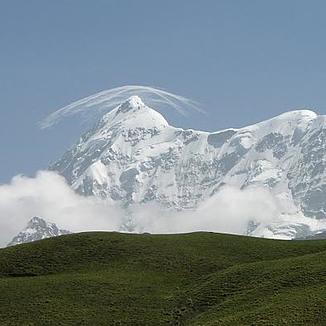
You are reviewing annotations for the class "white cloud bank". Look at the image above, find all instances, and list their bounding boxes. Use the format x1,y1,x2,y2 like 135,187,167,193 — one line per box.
0,171,123,247
0,171,285,247
132,186,280,235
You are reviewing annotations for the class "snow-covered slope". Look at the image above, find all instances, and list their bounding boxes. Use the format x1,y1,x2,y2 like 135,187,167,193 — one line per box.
7,217,71,247
51,96,326,239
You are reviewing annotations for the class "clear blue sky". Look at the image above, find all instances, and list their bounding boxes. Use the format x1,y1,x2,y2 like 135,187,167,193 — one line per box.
1,0,326,181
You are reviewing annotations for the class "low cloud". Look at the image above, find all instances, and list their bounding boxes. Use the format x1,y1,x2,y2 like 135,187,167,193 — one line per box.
0,171,284,247
132,186,281,235
0,171,123,247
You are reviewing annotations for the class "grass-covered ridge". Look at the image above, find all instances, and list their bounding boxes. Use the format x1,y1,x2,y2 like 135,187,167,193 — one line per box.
0,232,326,325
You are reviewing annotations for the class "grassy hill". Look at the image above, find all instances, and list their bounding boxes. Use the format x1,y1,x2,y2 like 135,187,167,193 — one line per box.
0,232,326,325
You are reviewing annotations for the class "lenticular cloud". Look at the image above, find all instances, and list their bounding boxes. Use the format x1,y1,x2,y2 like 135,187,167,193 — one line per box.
41,85,202,129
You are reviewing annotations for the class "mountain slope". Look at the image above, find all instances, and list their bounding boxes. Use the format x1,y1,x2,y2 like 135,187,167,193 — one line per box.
51,96,326,238
7,217,71,247
0,232,326,325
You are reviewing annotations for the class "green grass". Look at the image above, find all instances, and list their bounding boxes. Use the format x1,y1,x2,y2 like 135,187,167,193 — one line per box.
0,232,326,325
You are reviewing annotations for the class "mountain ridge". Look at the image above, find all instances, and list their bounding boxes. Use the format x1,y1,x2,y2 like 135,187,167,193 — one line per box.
50,96,326,239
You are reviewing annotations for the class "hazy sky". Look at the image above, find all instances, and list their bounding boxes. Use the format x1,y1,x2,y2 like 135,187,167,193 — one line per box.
2,0,326,181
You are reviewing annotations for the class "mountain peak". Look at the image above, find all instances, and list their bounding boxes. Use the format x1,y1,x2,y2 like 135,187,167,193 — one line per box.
27,216,46,227
98,95,169,130
273,109,317,121
116,96,145,115
7,217,71,247
242,108,318,134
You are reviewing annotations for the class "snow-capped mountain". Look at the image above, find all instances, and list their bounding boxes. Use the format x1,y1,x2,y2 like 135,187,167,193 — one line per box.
51,96,326,239
7,217,71,247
